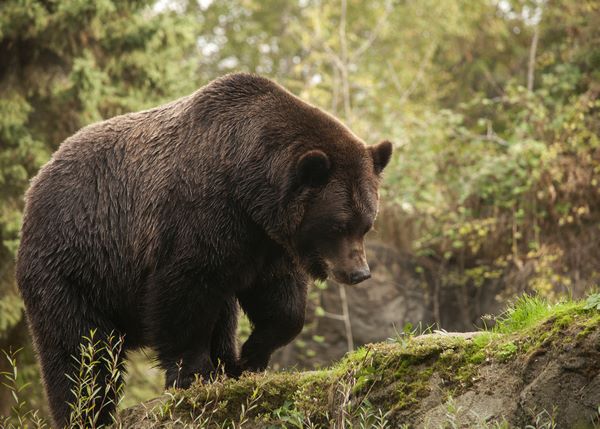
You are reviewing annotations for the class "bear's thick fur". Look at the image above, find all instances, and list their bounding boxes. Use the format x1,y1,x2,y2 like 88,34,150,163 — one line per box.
16,73,392,426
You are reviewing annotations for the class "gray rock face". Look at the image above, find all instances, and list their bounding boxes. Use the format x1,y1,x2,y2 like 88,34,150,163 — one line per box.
517,340,600,428
416,331,600,428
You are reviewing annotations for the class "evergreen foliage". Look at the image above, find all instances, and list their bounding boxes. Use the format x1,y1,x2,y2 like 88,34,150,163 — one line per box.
0,0,198,337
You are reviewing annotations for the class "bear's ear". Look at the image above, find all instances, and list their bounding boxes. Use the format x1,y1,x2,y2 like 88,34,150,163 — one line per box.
369,140,393,175
297,150,331,187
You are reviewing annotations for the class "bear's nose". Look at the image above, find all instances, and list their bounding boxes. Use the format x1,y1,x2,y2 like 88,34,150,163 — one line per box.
349,268,371,285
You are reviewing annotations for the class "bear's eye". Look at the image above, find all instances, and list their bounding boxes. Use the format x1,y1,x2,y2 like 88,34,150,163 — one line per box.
331,223,347,233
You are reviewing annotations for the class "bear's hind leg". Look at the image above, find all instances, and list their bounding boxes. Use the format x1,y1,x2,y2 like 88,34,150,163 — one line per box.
36,339,75,427
146,267,223,389
30,313,126,428
210,295,240,377
153,307,221,389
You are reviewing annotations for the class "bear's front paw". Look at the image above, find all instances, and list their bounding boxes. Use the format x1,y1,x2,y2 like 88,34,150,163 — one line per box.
173,373,197,389
238,354,269,373
222,361,243,378
165,363,215,389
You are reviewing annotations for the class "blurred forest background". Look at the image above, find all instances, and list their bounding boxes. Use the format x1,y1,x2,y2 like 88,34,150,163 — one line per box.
1,0,599,418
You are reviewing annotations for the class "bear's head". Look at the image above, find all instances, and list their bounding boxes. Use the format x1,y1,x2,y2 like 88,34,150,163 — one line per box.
293,140,392,285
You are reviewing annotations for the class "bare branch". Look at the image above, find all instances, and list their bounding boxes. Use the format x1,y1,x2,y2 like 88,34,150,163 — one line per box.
339,0,352,123
527,24,540,92
312,3,344,70
456,124,509,147
350,0,393,61
321,311,346,321
338,283,354,352
388,41,438,105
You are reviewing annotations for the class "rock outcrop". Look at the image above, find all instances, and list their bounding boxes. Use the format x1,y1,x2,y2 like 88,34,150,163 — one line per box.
118,302,600,428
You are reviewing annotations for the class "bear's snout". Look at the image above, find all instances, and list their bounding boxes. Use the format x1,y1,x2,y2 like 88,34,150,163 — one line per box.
349,268,371,285
331,258,371,285
326,237,372,285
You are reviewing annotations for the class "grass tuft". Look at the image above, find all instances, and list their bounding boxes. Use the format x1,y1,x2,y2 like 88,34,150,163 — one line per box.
494,295,551,333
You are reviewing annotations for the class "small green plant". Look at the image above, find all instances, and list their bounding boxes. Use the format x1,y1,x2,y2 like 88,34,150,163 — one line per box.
592,405,600,428
271,400,308,428
0,348,48,429
442,396,461,429
353,400,391,429
584,293,600,311
524,408,557,429
67,330,126,429
233,387,262,429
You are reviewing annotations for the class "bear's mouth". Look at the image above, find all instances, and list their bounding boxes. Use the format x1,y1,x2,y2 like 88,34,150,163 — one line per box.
331,269,352,285
306,255,328,280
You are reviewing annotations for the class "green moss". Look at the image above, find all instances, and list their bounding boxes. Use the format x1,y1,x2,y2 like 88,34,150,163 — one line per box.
495,342,518,362
575,310,600,338
393,366,433,410
465,331,496,365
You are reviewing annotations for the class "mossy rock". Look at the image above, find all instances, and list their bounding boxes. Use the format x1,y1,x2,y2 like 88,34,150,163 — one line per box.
117,301,600,428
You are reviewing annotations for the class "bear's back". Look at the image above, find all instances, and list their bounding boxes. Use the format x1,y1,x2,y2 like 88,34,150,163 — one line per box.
17,98,198,298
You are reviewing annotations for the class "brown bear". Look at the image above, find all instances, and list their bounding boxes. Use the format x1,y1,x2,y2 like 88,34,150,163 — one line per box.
16,73,392,427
